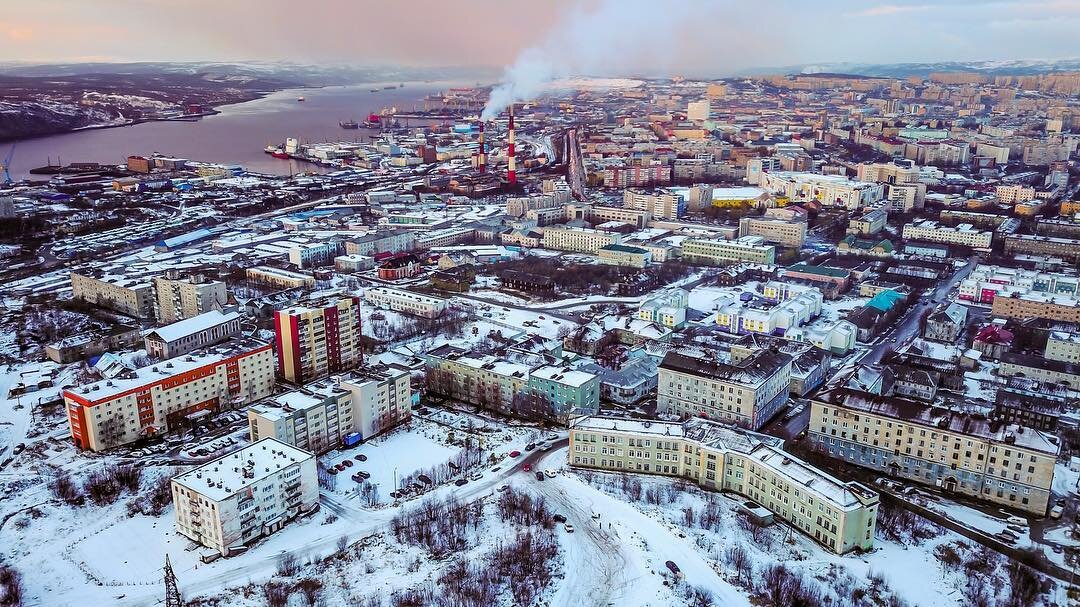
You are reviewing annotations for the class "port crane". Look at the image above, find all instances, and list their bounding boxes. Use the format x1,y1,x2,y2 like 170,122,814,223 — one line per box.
0,142,15,184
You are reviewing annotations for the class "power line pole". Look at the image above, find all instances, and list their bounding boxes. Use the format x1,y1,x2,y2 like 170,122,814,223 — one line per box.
164,554,183,607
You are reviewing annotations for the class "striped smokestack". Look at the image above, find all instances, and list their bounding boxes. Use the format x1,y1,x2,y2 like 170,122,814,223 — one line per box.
507,105,517,185
478,121,486,172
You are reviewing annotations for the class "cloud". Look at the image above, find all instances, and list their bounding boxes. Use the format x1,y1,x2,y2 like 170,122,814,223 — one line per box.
847,4,932,17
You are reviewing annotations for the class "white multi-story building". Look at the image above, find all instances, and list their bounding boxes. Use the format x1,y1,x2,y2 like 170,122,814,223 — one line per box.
171,438,319,556
363,287,448,319
541,225,622,253
63,338,275,451
901,220,993,249
623,189,685,220
759,172,884,210
637,289,689,329
657,348,791,430
687,99,711,122
71,271,156,320
681,236,776,265
569,416,879,555
245,266,316,290
288,241,341,269
737,215,807,247
249,365,412,453
714,282,823,337
144,310,242,360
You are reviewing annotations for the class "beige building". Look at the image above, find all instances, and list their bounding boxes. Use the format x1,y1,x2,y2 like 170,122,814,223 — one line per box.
809,388,1058,515
569,416,879,554
1045,330,1080,364
541,225,622,253
902,220,993,249
172,438,319,556
759,172,884,210
848,208,888,236
737,216,807,247
274,296,363,384
990,292,1080,323
623,190,683,220
364,286,448,319
681,236,776,265
995,185,1036,205
1003,234,1080,263
657,348,791,430
597,244,652,268
245,266,316,290
63,338,275,451
70,271,157,320
154,272,228,323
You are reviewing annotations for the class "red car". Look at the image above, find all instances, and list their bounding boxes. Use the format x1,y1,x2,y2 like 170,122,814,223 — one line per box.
523,463,533,472
509,450,521,458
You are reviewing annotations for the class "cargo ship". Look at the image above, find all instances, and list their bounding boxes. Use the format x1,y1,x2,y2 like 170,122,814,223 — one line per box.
266,147,290,159
339,120,359,129
362,113,382,128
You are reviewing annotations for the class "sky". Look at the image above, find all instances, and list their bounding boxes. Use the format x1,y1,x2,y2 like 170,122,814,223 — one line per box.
1,0,1080,74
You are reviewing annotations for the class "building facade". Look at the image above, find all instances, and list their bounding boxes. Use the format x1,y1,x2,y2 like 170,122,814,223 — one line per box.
274,296,364,384
63,338,275,451
681,236,776,266
154,272,228,324
71,272,157,320
809,388,1058,515
569,416,879,554
171,438,318,556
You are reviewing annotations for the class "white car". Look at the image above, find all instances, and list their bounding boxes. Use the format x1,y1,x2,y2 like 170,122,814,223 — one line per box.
544,469,556,478
563,523,575,533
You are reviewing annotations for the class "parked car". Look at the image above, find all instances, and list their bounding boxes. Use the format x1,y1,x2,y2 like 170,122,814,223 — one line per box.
356,454,367,462
335,463,347,471
665,561,682,576
1050,505,1065,519
470,472,483,481
328,468,339,475
351,473,365,482
1005,515,1027,526
1006,524,1026,534
342,459,353,468
497,484,509,492
544,469,556,478
525,442,536,451
454,478,468,487
509,450,521,458
535,471,544,481
553,514,567,523
523,463,532,472
563,523,574,533
356,470,371,480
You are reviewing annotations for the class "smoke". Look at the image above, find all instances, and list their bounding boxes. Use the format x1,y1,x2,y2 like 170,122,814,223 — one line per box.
481,0,710,120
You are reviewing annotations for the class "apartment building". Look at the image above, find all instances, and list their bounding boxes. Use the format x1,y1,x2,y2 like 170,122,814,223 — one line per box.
45,325,141,364
569,416,878,554
288,241,341,269
245,266,316,290
759,172,884,210
339,365,413,440
506,193,564,218
343,229,417,257
1003,234,1080,263
63,337,275,451
958,264,1079,304
571,205,652,229
687,99,711,121
990,292,1080,323
541,225,622,254
809,388,1059,515
70,271,156,320
144,310,242,360
902,220,993,249
598,244,652,268
657,348,792,430
153,272,228,323
1046,330,1080,364
274,296,363,384
995,185,1036,205
998,352,1080,389
856,161,921,186
847,208,888,236
249,365,412,453
172,438,318,556
623,189,685,220
422,343,599,419
363,286,448,319
714,283,823,336
602,163,672,188
737,216,807,247
681,236,776,266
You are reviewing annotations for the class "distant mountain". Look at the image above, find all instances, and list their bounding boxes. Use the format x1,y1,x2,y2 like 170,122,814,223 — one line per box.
732,58,1080,78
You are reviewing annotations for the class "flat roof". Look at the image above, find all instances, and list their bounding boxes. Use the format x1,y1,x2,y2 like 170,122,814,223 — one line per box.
172,437,313,501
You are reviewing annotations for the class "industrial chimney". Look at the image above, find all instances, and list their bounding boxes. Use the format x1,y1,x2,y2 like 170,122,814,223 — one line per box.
507,105,517,185
478,121,486,172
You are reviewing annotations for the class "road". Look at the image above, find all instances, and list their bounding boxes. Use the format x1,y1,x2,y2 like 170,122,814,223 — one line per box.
860,255,980,367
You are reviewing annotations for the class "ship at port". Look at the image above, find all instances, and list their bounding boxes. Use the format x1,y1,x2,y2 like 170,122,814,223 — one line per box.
339,120,359,129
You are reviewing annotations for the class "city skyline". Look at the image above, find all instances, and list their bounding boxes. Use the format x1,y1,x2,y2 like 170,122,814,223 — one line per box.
3,0,1080,74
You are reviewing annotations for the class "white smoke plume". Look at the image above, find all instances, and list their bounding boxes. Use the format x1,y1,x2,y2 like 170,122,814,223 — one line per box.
481,0,709,120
